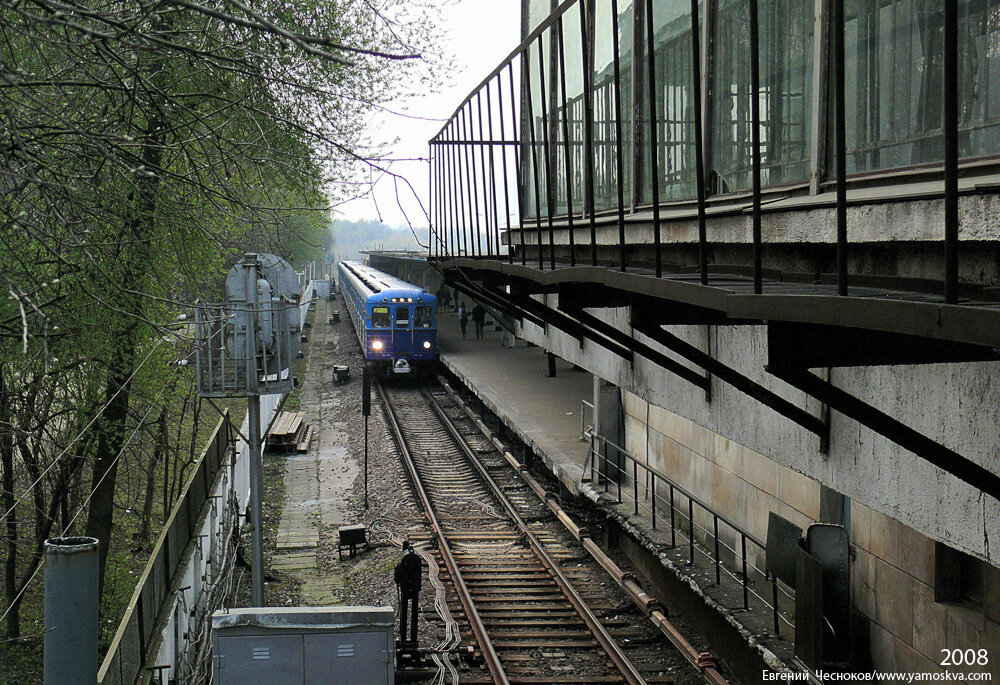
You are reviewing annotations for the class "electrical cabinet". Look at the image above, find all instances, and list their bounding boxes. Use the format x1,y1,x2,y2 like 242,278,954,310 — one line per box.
212,606,394,685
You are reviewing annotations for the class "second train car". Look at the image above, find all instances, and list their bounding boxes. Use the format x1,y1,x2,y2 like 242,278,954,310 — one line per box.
338,261,438,375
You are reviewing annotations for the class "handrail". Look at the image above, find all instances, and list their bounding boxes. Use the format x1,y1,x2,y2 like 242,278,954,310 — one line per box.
585,429,793,636
590,431,767,551
579,399,594,441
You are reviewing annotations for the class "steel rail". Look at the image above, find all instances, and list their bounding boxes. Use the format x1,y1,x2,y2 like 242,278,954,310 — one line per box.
436,376,729,685
374,379,510,685
420,386,649,685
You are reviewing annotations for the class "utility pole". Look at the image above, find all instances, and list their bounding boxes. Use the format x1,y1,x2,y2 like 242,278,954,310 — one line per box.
194,253,300,608
244,257,265,606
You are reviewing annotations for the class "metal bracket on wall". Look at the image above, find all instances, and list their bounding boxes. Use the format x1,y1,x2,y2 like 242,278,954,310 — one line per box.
632,322,828,438
765,366,1000,504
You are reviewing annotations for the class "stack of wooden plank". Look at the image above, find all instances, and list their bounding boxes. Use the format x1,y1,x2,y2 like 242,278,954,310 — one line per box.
266,411,313,453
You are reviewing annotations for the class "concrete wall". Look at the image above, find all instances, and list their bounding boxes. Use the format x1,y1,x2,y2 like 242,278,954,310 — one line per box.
620,389,1000,674
850,502,1000,675
517,310,1000,567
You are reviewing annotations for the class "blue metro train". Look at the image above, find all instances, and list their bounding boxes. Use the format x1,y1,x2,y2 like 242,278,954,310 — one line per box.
337,261,438,375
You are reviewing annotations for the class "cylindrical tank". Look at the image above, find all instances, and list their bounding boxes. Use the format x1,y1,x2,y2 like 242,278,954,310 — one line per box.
44,536,99,685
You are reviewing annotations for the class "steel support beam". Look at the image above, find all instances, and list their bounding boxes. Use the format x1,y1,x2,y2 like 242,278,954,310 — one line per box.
633,322,827,438
768,322,1000,369
563,305,710,392
767,367,1000,504
505,291,635,362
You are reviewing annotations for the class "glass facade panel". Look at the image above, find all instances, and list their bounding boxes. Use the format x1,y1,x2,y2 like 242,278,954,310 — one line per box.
712,0,813,193
552,8,587,216
523,27,555,220
593,0,636,211
840,0,1000,174
640,0,702,204
528,0,553,35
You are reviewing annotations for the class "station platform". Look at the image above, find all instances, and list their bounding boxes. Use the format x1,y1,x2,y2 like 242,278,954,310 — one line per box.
437,311,593,494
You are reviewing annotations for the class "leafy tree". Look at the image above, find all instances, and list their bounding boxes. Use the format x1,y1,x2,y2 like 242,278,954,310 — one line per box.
0,0,443,631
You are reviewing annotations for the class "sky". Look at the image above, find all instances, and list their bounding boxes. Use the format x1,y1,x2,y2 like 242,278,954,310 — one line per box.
332,1,522,235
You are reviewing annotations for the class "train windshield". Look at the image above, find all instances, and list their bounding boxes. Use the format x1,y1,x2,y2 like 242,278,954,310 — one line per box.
394,306,410,329
372,306,390,327
413,306,433,329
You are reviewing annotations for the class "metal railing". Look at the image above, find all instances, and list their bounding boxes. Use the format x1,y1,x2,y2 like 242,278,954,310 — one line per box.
98,414,233,684
583,430,793,636
428,0,969,302
579,399,594,441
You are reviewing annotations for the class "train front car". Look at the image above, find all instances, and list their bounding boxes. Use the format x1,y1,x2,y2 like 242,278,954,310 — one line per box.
337,261,438,376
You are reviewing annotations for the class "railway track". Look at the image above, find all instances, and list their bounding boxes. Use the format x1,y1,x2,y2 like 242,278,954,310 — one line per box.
377,379,706,685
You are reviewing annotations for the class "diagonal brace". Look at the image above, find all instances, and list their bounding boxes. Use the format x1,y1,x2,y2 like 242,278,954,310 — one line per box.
768,367,1000,503
633,322,827,438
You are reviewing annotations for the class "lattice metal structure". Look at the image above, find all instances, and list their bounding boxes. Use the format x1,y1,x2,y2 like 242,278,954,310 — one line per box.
194,254,301,398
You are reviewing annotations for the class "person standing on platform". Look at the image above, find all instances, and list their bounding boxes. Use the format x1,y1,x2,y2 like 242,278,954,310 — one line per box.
458,303,469,338
394,540,422,647
435,283,451,311
472,303,486,339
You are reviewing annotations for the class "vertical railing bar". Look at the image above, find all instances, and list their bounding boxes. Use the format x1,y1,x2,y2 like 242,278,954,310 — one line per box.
633,460,639,515
687,497,694,564
651,473,657,529
750,0,763,294
772,579,780,636
713,514,720,584
645,0,663,278
450,122,467,257
611,0,628,272
428,142,434,261
508,61,528,266
538,37,557,270
580,0,599,266
464,106,484,258
448,124,462,258
436,142,444,259
944,0,959,303
669,484,676,546
741,535,749,609
525,45,546,271
475,90,495,260
556,17,577,267
436,141,445,259
495,76,514,265
458,109,473,257
690,0,709,285
834,0,848,295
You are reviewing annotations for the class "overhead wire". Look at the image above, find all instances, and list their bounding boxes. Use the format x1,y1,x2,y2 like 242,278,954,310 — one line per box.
0,369,174,630
0,341,165,524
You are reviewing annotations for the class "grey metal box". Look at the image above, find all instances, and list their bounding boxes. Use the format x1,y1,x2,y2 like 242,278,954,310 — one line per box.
212,606,394,685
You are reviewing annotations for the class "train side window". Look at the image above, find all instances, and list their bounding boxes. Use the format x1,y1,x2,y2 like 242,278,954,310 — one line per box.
413,306,433,328
372,306,390,328
395,306,410,328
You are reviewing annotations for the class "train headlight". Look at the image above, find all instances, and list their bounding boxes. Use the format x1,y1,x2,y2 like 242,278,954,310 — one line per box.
423,341,432,349
372,340,384,351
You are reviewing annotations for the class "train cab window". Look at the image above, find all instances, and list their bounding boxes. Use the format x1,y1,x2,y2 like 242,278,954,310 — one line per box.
394,306,410,329
413,306,433,329
372,306,390,328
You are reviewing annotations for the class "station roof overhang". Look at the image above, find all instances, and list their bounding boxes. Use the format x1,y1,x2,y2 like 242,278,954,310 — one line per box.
432,256,1000,503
